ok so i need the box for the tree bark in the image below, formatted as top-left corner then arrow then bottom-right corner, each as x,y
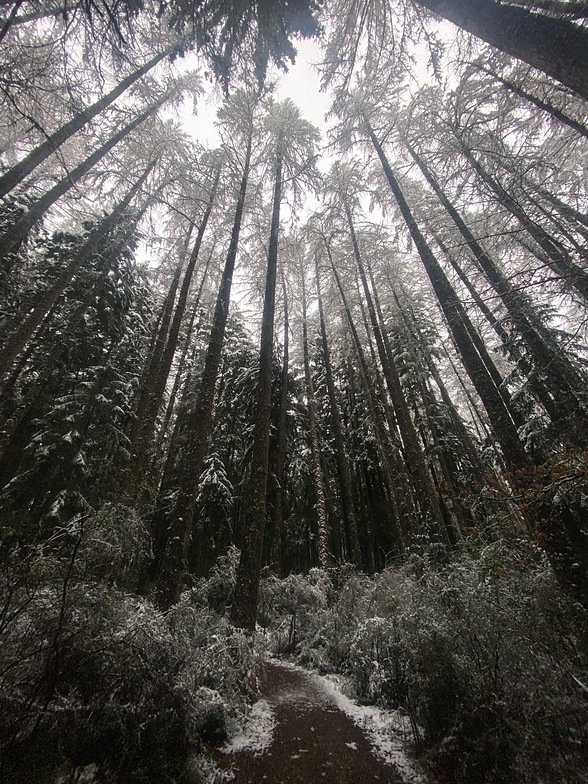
0,48 -> 172,200
315,251 -> 362,567
301,272 -> 330,569
231,149 -> 283,631
415,0 -> 588,99
270,277 -> 290,575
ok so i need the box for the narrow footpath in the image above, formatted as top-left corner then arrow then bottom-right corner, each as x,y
210,660 -> 419,784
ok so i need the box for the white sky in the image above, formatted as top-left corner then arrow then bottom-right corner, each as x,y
181,38 -> 331,150
275,38 -> 331,130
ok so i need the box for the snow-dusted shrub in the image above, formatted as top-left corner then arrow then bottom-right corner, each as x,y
0,576 -> 197,782
259,566 -> 373,670
344,542 -> 588,783
299,568 -> 373,670
259,568 -> 330,656
74,502 -> 151,587
167,590 -> 259,716
197,544 -> 240,614
347,615 -> 410,709
260,542 -> 587,782
0,541 -> 257,782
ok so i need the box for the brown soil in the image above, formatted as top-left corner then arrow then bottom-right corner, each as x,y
210,660 -> 407,784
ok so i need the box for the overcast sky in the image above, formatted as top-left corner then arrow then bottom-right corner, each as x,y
182,38 -> 331,150
276,38 -> 331,129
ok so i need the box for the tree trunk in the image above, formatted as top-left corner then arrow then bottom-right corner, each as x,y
474,63 -> 588,141
153,136 -> 252,610
0,94 -> 166,264
415,0 -> 588,99
128,168 -> 220,482
368,125 -> 530,470
341,195 -> 447,539
270,277 -> 290,575
0,0 -> 23,42
154,255 -> 213,459
0,163 -> 153,378
458,141 -> 588,302
431,231 -> 558,437
529,183 -> 588,237
408,143 -> 588,441
130,263 -> 183,440
0,48 -> 172,200
231,149 -> 283,631
315,251 -> 362,567
327,241 -> 417,549
301,272 -> 329,569
0,6 -> 68,34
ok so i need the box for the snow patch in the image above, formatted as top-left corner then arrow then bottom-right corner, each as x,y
221,699 -> 276,756
205,658 -> 429,784
190,755 -> 235,783
267,660 -> 428,784
314,672 -> 429,784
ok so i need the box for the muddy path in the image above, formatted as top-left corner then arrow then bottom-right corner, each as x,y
210,660 -> 418,784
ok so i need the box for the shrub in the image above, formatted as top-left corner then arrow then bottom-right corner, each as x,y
0,526 -> 257,783
259,541 -> 588,783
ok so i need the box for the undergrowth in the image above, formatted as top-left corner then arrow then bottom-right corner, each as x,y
259,538 -> 588,784
2,511 -> 587,784
0,518 -> 256,784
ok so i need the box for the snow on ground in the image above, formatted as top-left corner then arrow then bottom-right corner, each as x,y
192,699 -> 276,783
273,659 -> 429,784
221,698 -> 276,756
316,671 -> 429,784
190,754 -> 235,783
197,658 -> 428,784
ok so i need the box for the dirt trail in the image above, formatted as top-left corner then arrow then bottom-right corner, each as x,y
211,660 -> 408,784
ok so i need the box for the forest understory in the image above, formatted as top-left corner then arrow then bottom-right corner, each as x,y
1,0 -> 588,782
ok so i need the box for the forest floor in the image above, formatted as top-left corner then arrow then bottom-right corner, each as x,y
203,660 -> 429,784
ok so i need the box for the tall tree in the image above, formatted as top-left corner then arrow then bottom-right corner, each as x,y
413,0 -> 588,99
300,267 -> 330,568
312,239 -> 362,566
407,141 -> 588,445
325,1 -> 588,99
269,275 -> 290,574
0,92 -> 172,265
126,159 -> 221,484
327,162 -> 447,539
0,47 -> 175,200
153,89 -> 258,609
365,127 -> 530,469
0,163 -> 155,378
231,98 -> 319,631
325,235 -> 417,551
